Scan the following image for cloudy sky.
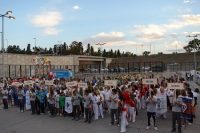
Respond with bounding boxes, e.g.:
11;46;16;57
0;0;200;55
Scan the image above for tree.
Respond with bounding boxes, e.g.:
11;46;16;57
48;47;53;54
90;46;94;56
86;44;91;55
157;52;163;55
184;38;200;53
117;49;121;57
26;44;32;54
143;51;150;56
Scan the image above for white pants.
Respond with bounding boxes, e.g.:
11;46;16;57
128;107;136;122
98;103;104;118
93;103;98;120
141;96;145;109
121;111;128;132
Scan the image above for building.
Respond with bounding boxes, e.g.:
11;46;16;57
0;53;111;77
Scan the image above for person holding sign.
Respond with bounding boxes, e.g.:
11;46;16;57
171;90;183;133
145;90;158;130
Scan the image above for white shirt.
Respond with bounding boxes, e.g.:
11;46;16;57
2;89;8;99
103;89;111;101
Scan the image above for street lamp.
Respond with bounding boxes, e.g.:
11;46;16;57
96;43;106;79
0;11;15;79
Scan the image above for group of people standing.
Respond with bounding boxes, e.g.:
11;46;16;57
0;75;199;133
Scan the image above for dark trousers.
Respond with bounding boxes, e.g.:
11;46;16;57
110;109;118;125
30;101;36;114
172;112;182;133
35;99;40;114
49;104;55;116
85;108;92;123
73;105;80;119
147;112;156;126
40;103;45;113
19;99;24;111
3;99;8;109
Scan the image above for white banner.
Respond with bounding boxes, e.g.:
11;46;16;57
12;82;23;87
104;80;117;87
167;83;184;90
24;80;34;85
142;79;157;85
45;80;54;86
66;81;77;87
65;97;73;113
78;82;88;88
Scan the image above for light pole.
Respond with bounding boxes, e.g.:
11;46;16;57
96;43;106;79
0;11;15;79
187;34;200;82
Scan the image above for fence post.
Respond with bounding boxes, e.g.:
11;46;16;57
8;65;10;78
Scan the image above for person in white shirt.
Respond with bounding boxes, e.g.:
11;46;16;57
103;86;111;112
97;90;104;118
91;91;99;120
156;86;168;119
2;87;9;109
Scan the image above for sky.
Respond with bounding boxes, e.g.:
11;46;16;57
0;0;200;55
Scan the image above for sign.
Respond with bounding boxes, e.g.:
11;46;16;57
142;79;157;85
24;80;34;85
104;80;117;87
65;97;73;113
78;82;88;88
66;81;77;87
167;83;184;90
50;70;74;79
12;82;22;87
45;80;54;86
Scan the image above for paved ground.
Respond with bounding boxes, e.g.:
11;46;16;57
0;81;199;133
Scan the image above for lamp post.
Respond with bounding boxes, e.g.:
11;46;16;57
0;11;15;79
187;34;200;82
96;43;106;79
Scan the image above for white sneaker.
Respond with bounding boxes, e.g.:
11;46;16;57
188;123;192;125
146;126;150;130
154;127;158;130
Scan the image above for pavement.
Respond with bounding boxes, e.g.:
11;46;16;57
0;81;199;133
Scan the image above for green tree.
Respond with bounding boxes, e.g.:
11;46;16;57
143;51;150;56
90;46;94;56
26;44;32;54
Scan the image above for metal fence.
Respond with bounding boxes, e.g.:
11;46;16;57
0;61;199;78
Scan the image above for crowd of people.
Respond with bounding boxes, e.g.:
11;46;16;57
0;73;199;133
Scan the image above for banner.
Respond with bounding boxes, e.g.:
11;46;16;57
25;90;31;110
78;82;88;88
24;80;34;85
104;80;117;87
142;79;157;85
12;82;23;87
167;83;184;90
45;80;54;86
66;81;77;87
65;97;73;113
